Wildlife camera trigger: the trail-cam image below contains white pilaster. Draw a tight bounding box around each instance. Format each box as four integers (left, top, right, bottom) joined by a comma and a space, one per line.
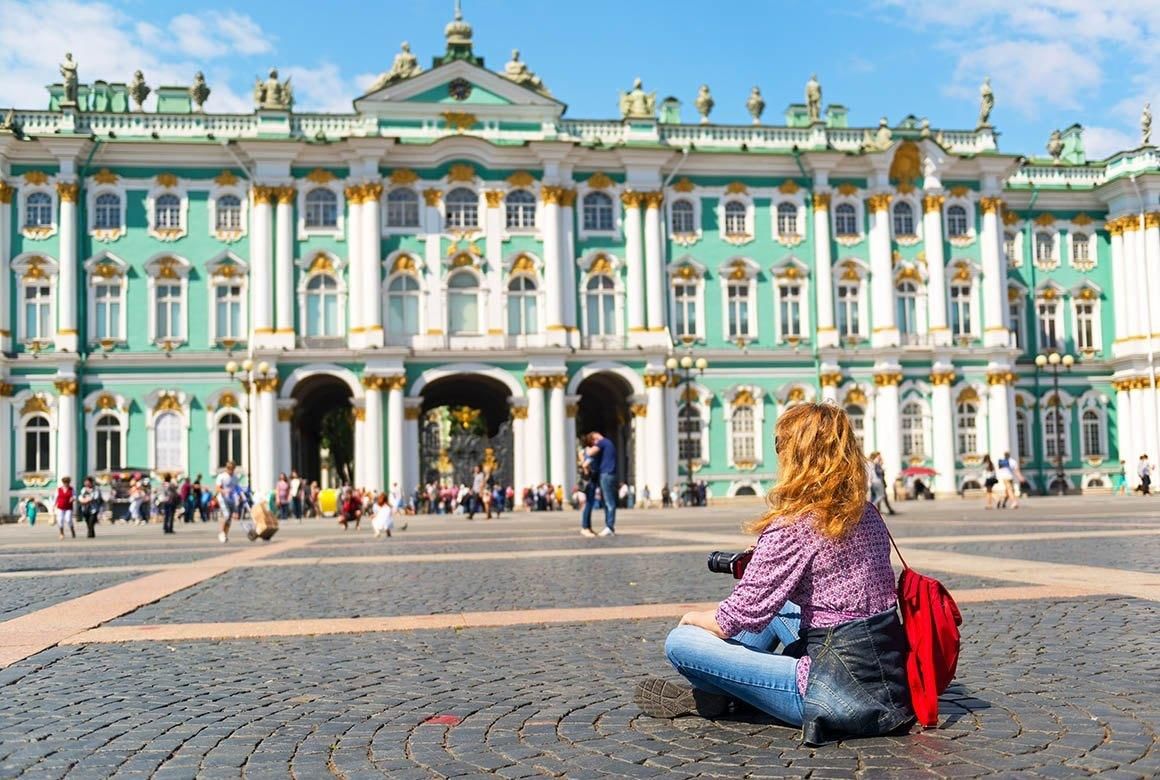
54, 379, 78, 483
561, 190, 578, 332
644, 193, 666, 333
276, 400, 294, 478
986, 371, 1013, 457
0, 182, 10, 351
362, 378, 384, 491
1140, 384, 1160, 467
422, 191, 444, 346
548, 376, 567, 489
979, 197, 1009, 347
361, 185, 384, 347
274, 189, 295, 347
922, 194, 950, 346
484, 191, 504, 337
564, 395, 579, 489
541, 190, 564, 335
623, 193, 646, 335
645, 374, 668, 498
511, 401, 528, 494
873, 368, 901, 486
386, 376, 405, 493
820, 376, 840, 403
55, 183, 78, 351
1144, 214, 1160, 344
403, 399, 422, 492
250, 188, 275, 343
1122, 221, 1141, 340
665, 383, 679, 490
631, 397, 648, 498
930, 369, 956, 495
868, 194, 897, 347
813, 193, 837, 348
1110, 227, 1128, 342
1115, 383, 1134, 482
525, 381, 547, 485
0, 387, 10, 512
255, 379, 278, 495
345, 186, 364, 348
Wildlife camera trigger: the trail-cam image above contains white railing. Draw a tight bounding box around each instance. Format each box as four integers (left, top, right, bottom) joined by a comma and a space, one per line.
1008, 165, 1106, 188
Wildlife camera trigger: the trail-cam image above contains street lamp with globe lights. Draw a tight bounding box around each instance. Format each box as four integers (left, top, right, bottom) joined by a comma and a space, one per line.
665, 353, 709, 506
1034, 351, 1074, 495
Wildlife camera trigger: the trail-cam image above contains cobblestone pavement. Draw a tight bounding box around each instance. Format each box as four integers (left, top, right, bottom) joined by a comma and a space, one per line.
1, 497, 1158, 778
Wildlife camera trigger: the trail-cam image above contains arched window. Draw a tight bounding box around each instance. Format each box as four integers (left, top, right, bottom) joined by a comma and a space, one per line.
386, 275, 420, 336
582, 192, 614, 231
215, 195, 242, 231
900, 401, 925, 458
585, 275, 616, 336
955, 401, 978, 455
94, 193, 121, 229
305, 274, 341, 337
1015, 408, 1030, 461
304, 189, 338, 228
153, 411, 183, 474
445, 188, 479, 229
24, 415, 51, 472
25, 192, 52, 227
671, 199, 695, 233
726, 281, 750, 339
678, 404, 702, 461
217, 412, 243, 470
723, 201, 747, 235
896, 280, 919, 337
673, 279, 698, 339
1035, 232, 1054, 263
94, 413, 123, 472
836, 281, 860, 338
845, 404, 865, 452
155, 194, 182, 229
23, 280, 53, 342
504, 190, 536, 229
155, 281, 183, 341
386, 188, 420, 228
776, 202, 799, 235
214, 281, 243, 341
1081, 409, 1102, 457
447, 271, 480, 334
94, 280, 123, 341
1071, 233, 1090, 264
946, 205, 968, 237
507, 276, 538, 335
892, 201, 915, 236
834, 203, 858, 236
731, 407, 756, 464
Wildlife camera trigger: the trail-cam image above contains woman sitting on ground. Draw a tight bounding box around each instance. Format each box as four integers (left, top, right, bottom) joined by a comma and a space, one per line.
634, 402, 913, 745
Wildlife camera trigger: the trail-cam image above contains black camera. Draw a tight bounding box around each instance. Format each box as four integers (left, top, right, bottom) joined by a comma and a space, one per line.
707, 550, 753, 579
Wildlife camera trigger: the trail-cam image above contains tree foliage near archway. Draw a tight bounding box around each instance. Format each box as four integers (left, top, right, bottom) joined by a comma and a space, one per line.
320, 408, 354, 485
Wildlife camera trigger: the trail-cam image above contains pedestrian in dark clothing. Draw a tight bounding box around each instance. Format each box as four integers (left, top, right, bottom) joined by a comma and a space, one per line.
77, 477, 100, 538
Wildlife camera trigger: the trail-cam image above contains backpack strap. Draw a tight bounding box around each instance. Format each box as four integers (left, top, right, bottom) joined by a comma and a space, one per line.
884, 523, 909, 571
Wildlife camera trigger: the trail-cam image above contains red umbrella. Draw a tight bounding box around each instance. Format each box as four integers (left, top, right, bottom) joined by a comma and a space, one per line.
900, 466, 937, 477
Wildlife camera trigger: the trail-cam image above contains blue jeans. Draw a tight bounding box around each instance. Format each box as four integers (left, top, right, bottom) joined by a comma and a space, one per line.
579, 473, 617, 530
664, 602, 805, 727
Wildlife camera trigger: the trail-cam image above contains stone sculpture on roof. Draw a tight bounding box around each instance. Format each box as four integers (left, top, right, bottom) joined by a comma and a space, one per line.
806, 74, 822, 124
1142, 103, 1152, 146
503, 49, 549, 95
369, 42, 423, 92
128, 70, 150, 111
190, 72, 211, 111
746, 86, 765, 125
978, 76, 994, 128
60, 53, 78, 105
695, 85, 714, 124
619, 78, 656, 120
254, 68, 293, 110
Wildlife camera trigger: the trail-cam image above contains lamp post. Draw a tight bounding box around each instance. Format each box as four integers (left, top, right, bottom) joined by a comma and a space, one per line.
664, 352, 708, 507
1034, 351, 1074, 495
224, 358, 276, 490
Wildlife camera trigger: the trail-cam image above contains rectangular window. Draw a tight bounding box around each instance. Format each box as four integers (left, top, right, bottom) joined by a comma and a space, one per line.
23, 284, 52, 341
155, 284, 182, 341
1075, 301, 1095, 351
727, 283, 750, 339
836, 284, 859, 338
215, 284, 243, 340
731, 408, 755, 463
94, 283, 122, 341
1008, 300, 1023, 350
1037, 300, 1060, 351
673, 282, 698, 339
778, 283, 802, 339
950, 284, 971, 337
1043, 410, 1065, 460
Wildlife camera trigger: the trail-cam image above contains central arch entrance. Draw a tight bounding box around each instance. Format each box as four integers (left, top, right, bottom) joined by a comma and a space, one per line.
291, 374, 354, 487
419, 374, 514, 487
575, 373, 633, 482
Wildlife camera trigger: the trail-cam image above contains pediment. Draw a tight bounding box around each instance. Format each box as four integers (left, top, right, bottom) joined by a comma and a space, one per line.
354, 59, 564, 123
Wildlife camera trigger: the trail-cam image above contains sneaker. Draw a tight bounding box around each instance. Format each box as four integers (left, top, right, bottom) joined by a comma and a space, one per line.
580, 528, 597, 538
373, 530, 381, 539
599, 527, 615, 537
218, 532, 228, 543
634, 677, 729, 719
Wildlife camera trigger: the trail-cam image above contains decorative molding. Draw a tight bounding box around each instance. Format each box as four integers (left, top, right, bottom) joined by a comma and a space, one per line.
867, 193, 892, 213
447, 163, 476, 182
215, 170, 239, 186
53, 379, 79, 396
873, 371, 904, 387
422, 188, 442, 206
922, 194, 945, 213
812, 193, 830, 211
304, 168, 335, 184
23, 171, 50, 185
724, 181, 748, 195
441, 111, 477, 132
507, 170, 535, 187
672, 176, 695, 193
587, 172, 614, 189
388, 168, 419, 186
979, 196, 1004, 214
56, 182, 79, 203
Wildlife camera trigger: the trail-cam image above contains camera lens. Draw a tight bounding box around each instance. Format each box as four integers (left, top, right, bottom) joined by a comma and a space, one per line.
706, 551, 736, 574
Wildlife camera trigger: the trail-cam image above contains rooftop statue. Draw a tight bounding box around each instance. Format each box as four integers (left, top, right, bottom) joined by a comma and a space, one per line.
694, 85, 714, 124
503, 49, 549, 95
862, 117, 893, 151
368, 42, 423, 92
128, 70, 150, 111
60, 53, 78, 105
1047, 129, 1063, 164
254, 67, 293, 110
977, 76, 994, 128
0, 109, 15, 132
1142, 103, 1152, 146
746, 86, 765, 125
805, 74, 822, 124
189, 71, 211, 112
619, 77, 656, 120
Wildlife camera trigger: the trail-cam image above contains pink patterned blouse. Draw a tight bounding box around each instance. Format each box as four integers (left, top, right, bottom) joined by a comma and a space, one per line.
714, 503, 898, 695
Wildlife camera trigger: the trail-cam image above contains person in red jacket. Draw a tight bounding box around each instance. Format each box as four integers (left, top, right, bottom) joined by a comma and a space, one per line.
55, 476, 76, 540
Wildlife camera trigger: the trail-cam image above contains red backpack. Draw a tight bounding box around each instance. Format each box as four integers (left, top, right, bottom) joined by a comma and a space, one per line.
887, 530, 963, 728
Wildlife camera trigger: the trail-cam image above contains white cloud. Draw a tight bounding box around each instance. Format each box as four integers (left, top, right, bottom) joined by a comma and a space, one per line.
282, 64, 359, 114
170, 14, 228, 59
1085, 126, 1140, 159
950, 40, 1101, 115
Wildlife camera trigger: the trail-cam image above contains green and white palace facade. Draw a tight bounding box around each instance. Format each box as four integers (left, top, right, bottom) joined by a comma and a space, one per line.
2, 11, 1159, 509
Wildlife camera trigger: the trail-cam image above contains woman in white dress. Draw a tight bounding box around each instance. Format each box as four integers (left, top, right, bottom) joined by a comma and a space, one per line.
372, 492, 394, 539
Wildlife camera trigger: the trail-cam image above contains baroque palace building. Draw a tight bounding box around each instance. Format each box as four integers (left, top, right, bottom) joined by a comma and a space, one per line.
1, 8, 1159, 510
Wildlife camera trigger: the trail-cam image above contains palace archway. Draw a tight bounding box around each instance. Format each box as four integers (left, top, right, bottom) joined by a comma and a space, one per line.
575, 372, 634, 482
290, 374, 355, 487
419, 374, 514, 487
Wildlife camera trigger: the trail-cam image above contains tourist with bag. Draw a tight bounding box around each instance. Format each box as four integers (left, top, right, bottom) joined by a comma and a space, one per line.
54, 477, 76, 540
77, 476, 100, 538
981, 455, 997, 509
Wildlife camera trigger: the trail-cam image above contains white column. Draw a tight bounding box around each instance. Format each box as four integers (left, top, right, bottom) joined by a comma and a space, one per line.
986, 372, 1012, 457
362, 378, 384, 491
276, 401, 294, 478
274, 188, 295, 344
564, 395, 579, 488
525, 379, 547, 485
0, 387, 10, 512
979, 197, 1009, 347
541, 188, 564, 333
250, 188, 275, 342
644, 193, 666, 332
511, 403, 528, 495
1144, 213, 1160, 342
813, 193, 837, 347
623, 193, 646, 334
1115, 382, 1133, 481
423, 190, 444, 344
54, 379, 78, 483
386, 376, 405, 493
484, 191, 504, 337
1110, 226, 1128, 342
0, 183, 13, 351
362, 185, 384, 347
665, 383, 679, 491
561, 190, 578, 332
352, 402, 366, 489
1122, 220, 1141, 340
55, 183, 79, 351
922, 194, 950, 346
345, 186, 364, 348
645, 374, 668, 498
403, 399, 422, 492
631, 398, 648, 498
820, 375, 840, 403
873, 370, 901, 486
547, 375, 567, 489
1139, 382, 1160, 466
868, 194, 897, 347
930, 372, 956, 495
254, 378, 278, 495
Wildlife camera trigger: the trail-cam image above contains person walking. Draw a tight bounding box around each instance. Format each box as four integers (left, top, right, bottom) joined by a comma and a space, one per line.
275, 473, 291, 520
215, 461, 241, 543
1139, 454, 1153, 495
871, 453, 897, 515
179, 475, 194, 523
77, 477, 100, 538
581, 431, 618, 537
128, 479, 146, 525
996, 452, 1019, 509
54, 477, 76, 540
289, 470, 303, 521
1113, 460, 1129, 496
981, 455, 997, 509
160, 475, 179, 534
23, 495, 39, 526
468, 465, 485, 520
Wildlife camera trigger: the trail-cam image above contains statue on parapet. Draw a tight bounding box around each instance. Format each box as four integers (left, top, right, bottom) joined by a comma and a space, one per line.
369, 42, 423, 92
253, 68, 293, 110
60, 53, 79, 105
1142, 103, 1152, 146
977, 76, 994, 128
190, 72, 211, 112
862, 117, 893, 151
619, 77, 656, 120
128, 70, 150, 111
503, 49, 550, 95
805, 73, 822, 124
746, 86, 765, 125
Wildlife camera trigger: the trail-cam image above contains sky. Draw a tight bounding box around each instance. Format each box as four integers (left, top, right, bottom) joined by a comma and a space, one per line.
1, 0, 1156, 160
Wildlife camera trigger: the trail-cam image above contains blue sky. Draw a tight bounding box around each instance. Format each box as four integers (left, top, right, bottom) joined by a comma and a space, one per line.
1, 0, 1156, 159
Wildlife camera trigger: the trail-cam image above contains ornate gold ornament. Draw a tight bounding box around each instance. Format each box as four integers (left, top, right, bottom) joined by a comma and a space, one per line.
403, 406, 422, 420
732, 388, 756, 407
1041, 287, 1058, 300
353, 407, 367, 422
277, 408, 294, 422
92, 260, 121, 279
727, 259, 750, 280
642, 373, 669, 389
0, 383, 16, 398
673, 264, 698, 280
1076, 287, 1097, 300
507, 171, 535, 187
724, 181, 748, 195
275, 185, 297, 205
156, 172, 179, 188
559, 188, 576, 207
957, 387, 980, 403
24, 171, 50, 185
215, 170, 239, 186
867, 193, 892, 213
388, 169, 419, 186
53, 379, 78, 396
819, 372, 842, 387
672, 177, 695, 193
1072, 213, 1093, 226
56, 182, 79, 202
589, 255, 614, 275
450, 252, 475, 269
985, 371, 1017, 386
587, 172, 614, 189
391, 254, 418, 274
540, 185, 564, 205
642, 191, 664, 209
511, 254, 537, 274
422, 188, 442, 206
21, 395, 50, 415
308, 253, 335, 274
251, 185, 279, 204
979, 196, 1004, 214
483, 190, 504, 208
889, 140, 921, 192
441, 111, 477, 132
1033, 213, 1055, 226
0, 182, 14, 203
630, 403, 648, 418
836, 183, 859, 196
154, 392, 182, 411
922, 194, 945, 213
93, 168, 119, 184
253, 377, 280, 393
1144, 212, 1160, 230
447, 163, 476, 182
565, 403, 579, 418
620, 191, 643, 208
948, 186, 970, 198
510, 405, 529, 420
305, 168, 335, 184
813, 192, 831, 211
778, 180, 801, 194
217, 392, 238, 409
873, 372, 903, 387
384, 375, 407, 392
